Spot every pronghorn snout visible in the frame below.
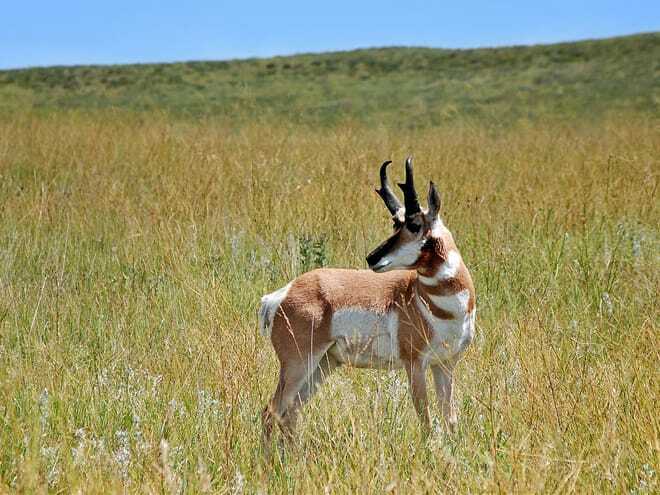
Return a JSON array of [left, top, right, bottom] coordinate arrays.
[[366, 233, 398, 271], [368, 258, 391, 272]]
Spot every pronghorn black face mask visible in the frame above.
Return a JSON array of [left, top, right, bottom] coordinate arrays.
[[367, 157, 441, 272]]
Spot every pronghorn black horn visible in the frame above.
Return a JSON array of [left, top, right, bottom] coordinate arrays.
[[398, 156, 421, 217], [375, 160, 403, 215]]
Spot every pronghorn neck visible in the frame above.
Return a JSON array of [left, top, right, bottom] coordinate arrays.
[[416, 218, 458, 281], [413, 219, 471, 320]]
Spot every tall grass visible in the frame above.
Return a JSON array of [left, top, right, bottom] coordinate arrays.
[[0, 111, 657, 493]]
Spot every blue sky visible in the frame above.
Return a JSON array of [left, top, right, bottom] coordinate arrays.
[[1, 1, 658, 69]]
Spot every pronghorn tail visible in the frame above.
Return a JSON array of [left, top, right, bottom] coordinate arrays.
[[257, 282, 292, 337]]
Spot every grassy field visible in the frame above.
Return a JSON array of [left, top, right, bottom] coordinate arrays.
[[1, 33, 659, 126], [0, 109, 657, 493]]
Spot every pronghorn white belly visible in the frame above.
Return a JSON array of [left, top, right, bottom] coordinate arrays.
[[416, 289, 476, 364], [328, 308, 402, 369]]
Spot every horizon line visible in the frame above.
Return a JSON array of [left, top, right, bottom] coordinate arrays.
[[1, 30, 656, 72]]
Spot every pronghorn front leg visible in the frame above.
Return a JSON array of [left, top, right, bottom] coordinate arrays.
[[405, 359, 430, 433], [431, 361, 458, 433]]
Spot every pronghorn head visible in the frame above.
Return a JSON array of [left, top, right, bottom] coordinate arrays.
[[366, 157, 443, 273]]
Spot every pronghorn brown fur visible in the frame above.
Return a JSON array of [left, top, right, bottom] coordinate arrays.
[[259, 157, 475, 445]]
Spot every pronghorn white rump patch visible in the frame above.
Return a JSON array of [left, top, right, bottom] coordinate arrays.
[[258, 282, 292, 337], [418, 249, 462, 285], [329, 308, 401, 368]]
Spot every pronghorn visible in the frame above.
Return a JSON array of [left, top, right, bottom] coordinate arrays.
[[259, 157, 475, 443]]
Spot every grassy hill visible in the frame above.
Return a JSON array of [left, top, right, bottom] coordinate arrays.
[[1, 32, 658, 126]]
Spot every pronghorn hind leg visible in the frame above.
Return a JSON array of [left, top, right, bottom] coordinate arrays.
[[261, 344, 334, 448], [280, 351, 339, 438], [262, 363, 308, 448], [405, 359, 430, 434], [261, 369, 285, 448]]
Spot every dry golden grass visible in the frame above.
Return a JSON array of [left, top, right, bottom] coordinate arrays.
[[0, 111, 658, 493]]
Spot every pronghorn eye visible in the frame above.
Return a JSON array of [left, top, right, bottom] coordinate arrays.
[[407, 220, 421, 233]]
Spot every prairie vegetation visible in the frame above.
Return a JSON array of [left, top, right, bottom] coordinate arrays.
[[0, 111, 657, 493], [0, 32, 658, 493]]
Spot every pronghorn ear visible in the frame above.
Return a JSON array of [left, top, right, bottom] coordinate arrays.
[[427, 181, 441, 218]]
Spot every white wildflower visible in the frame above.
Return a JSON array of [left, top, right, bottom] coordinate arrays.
[[197, 459, 212, 493], [632, 237, 641, 259], [150, 374, 163, 396], [72, 428, 87, 467], [114, 430, 131, 479], [89, 437, 106, 457], [97, 368, 109, 387], [635, 463, 656, 494], [601, 292, 613, 317], [260, 254, 273, 270], [233, 469, 245, 495], [506, 359, 521, 391], [40, 445, 59, 487], [385, 370, 407, 404], [477, 414, 486, 438], [197, 389, 221, 420], [132, 414, 150, 454], [230, 231, 245, 258], [38, 389, 50, 434], [168, 398, 187, 418], [160, 439, 181, 494]]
